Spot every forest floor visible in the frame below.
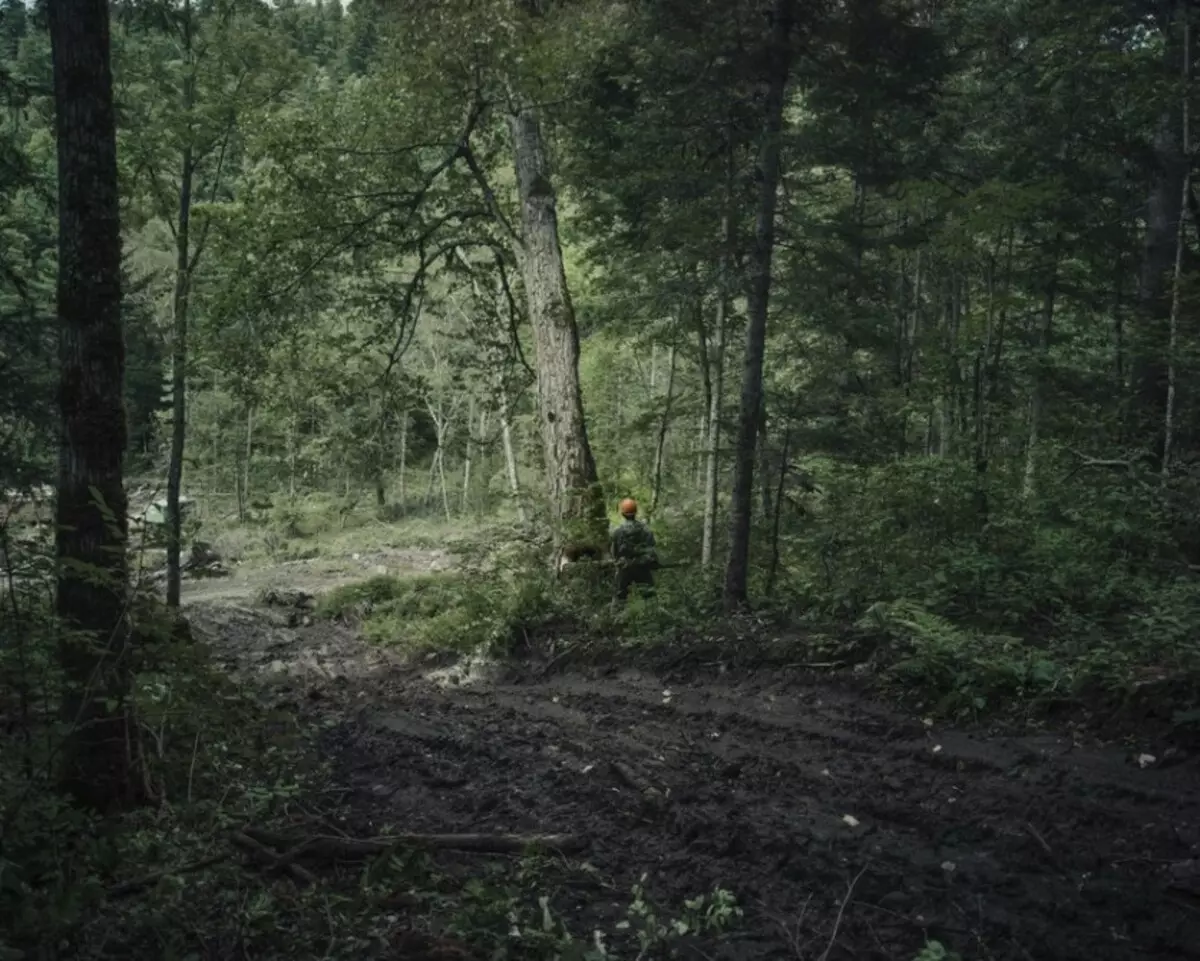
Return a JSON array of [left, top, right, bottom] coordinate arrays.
[[181, 547, 1200, 961]]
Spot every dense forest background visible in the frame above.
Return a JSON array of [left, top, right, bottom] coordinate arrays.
[[3, 0, 1200, 956], [9, 0, 1197, 687]]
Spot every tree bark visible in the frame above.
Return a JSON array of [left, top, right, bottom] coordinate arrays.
[[1163, 17, 1191, 478], [50, 0, 139, 810], [165, 146, 193, 608], [500, 400, 526, 522], [649, 345, 677, 516], [166, 0, 197, 609], [1135, 1, 1190, 465], [398, 408, 408, 515], [1022, 251, 1060, 500], [723, 0, 794, 611], [241, 402, 254, 519], [702, 153, 735, 569], [507, 105, 605, 551], [765, 423, 792, 599]]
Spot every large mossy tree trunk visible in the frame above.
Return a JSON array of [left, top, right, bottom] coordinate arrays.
[[508, 105, 605, 552], [49, 0, 139, 811], [723, 0, 795, 611]]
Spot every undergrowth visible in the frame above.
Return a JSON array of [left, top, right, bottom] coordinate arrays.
[[301, 455, 1200, 728]]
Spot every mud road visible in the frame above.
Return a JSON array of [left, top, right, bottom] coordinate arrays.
[[188, 595, 1200, 961]]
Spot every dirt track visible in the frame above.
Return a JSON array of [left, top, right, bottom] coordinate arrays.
[[188, 593, 1200, 961]]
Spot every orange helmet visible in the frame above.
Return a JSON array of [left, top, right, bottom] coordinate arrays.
[[619, 497, 638, 517]]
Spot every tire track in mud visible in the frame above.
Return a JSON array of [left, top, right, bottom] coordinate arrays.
[[331, 670, 1200, 961]]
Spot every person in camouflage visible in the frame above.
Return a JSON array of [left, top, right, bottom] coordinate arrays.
[[610, 497, 658, 600]]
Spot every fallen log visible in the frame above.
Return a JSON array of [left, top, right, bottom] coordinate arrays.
[[229, 831, 318, 884], [242, 827, 584, 859]]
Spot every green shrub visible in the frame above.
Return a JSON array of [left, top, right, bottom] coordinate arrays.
[[316, 568, 572, 656]]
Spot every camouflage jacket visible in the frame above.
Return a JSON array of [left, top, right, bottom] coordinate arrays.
[[610, 518, 658, 567]]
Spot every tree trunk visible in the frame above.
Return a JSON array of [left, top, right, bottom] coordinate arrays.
[[757, 400, 772, 518], [702, 295, 727, 568], [165, 140, 193, 609], [242, 403, 254, 516], [702, 158, 735, 569], [723, 0, 794, 610], [1022, 253, 1060, 500], [50, 0, 139, 810], [649, 345, 677, 516], [765, 424, 792, 599], [507, 105, 605, 550], [500, 400, 526, 522], [398, 409, 408, 515], [289, 408, 298, 500], [1135, 1, 1190, 465], [461, 399, 478, 513], [1163, 17, 1191, 478], [437, 445, 451, 523]]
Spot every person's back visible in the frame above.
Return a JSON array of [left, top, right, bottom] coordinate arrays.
[[611, 498, 657, 599]]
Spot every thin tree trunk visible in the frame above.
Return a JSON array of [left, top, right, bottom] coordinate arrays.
[[508, 105, 605, 550], [649, 345, 677, 516], [242, 403, 254, 516], [1163, 18, 1191, 478], [462, 399, 478, 513], [724, 0, 794, 611], [165, 0, 195, 610], [1135, 0, 1189, 464], [398, 409, 408, 515], [289, 408, 298, 500], [1022, 254, 1060, 500], [438, 446, 451, 522], [425, 458, 437, 507], [702, 295, 727, 568], [765, 424, 792, 598], [758, 401, 772, 518], [702, 158, 734, 569], [50, 0, 139, 809], [500, 401, 526, 522]]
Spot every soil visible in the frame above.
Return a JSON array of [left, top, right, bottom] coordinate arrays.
[[185, 553, 1200, 961]]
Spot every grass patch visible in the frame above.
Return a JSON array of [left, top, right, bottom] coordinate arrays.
[[316, 567, 572, 657]]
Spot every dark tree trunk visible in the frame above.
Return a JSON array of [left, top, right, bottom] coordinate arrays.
[[508, 105, 605, 552], [166, 0, 198, 608], [165, 142, 193, 608], [1134, 1, 1190, 465], [649, 345, 677, 516], [723, 0, 794, 611], [49, 0, 138, 811]]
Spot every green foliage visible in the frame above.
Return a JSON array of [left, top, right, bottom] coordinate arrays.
[[316, 563, 566, 656], [775, 454, 1200, 715], [914, 941, 961, 961]]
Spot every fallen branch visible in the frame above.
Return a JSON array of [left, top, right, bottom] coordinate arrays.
[[609, 760, 662, 799], [107, 852, 232, 899], [1024, 821, 1054, 858], [230, 830, 319, 884], [242, 827, 584, 859], [818, 866, 867, 961]]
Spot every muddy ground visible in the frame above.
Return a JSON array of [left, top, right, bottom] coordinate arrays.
[[186, 558, 1200, 961]]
